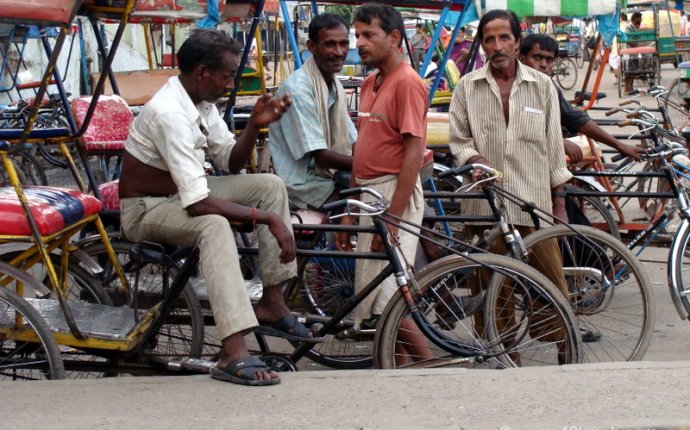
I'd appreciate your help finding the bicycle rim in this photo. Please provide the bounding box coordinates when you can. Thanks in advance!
[0,264,66,380]
[523,225,654,362]
[374,254,580,368]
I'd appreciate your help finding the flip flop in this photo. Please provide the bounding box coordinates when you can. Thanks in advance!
[256,314,324,343]
[210,356,280,386]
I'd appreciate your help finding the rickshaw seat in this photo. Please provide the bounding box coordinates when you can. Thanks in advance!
[678,61,690,70]
[97,180,120,212]
[619,46,656,56]
[71,95,133,153]
[0,186,102,236]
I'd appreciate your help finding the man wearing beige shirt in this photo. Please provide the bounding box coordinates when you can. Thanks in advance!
[448,9,573,348]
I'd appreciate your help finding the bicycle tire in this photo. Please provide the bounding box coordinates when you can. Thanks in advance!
[555,57,578,91]
[374,253,580,368]
[11,150,48,186]
[523,224,654,362]
[0,250,117,378]
[424,164,466,241]
[0,262,66,380]
[576,46,585,69]
[296,247,374,369]
[565,184,621,239]
[663,78,690,132]
[671,222,690,317]
[81,241,205,360]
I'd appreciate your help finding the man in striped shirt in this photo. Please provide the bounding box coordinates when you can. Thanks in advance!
[448,9,571,343]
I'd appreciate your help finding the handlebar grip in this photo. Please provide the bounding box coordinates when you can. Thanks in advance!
[605,108,620,116]
[626,111,639,119]
[617,120,634,127]
[619,98,636,106]
[438,164,473,179]
[338,187,362,197]
[321,199,346,212]
[611,153,628,162]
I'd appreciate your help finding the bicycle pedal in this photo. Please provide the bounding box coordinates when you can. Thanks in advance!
[335,327,375,341]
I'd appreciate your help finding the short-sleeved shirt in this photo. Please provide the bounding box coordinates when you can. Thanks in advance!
[449,61,572,226]
[125,76,235,208]
[269,67,357,209]
[354,62,428,179]
[557,86,590,137]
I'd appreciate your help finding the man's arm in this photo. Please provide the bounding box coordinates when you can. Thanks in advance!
[578,120,645,161]
[312,149,352,171]
[227,93,292,173]
[186,197,296,263]
[545,82,573,221]
[449,79,481,165]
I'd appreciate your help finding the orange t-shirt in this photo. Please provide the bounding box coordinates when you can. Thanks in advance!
[354,62,428,179]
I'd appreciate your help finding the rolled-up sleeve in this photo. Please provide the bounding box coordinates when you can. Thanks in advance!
[205,104,235,173]
[155,112,210,208]
[545,83,573,187]
[448,80,480,165]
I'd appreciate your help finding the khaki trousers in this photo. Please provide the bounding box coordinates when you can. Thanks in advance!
[354,175,425,319]
[466,225,568,341]
[120,174,297,340]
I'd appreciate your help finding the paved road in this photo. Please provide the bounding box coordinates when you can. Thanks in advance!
[1,362,689,429]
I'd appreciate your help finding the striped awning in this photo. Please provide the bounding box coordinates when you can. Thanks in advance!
[476,0,619,17]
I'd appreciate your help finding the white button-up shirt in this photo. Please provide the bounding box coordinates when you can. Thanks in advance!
[125,76,235,208]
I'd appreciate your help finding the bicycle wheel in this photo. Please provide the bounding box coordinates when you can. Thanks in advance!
[555,57,578,91]
[298,248,374,369]
[565,184,621,239]
[663,78,690,132]
[523,225,654,362]
[671,222,690,317]
[0,262,65,380]
[0,250,115,378]
[424,164,466,242]
[10,151,48,186]
[576,46,585,69]
[374,253,580,368]
[81,241,205,361]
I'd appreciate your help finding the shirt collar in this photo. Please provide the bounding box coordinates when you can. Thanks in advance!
[169,76,213,132]
[471,60,537,84]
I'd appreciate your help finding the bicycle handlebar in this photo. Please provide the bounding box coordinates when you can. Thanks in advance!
[321,187,387,214]
[438,163,500,179]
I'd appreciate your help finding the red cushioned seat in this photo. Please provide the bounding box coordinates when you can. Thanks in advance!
[71,95,133,153]
[0,187,102,236]
[98,180,120,212]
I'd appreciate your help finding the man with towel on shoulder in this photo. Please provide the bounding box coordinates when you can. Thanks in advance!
[269,13,357,210]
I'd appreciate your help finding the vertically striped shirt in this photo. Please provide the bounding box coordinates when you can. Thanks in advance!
[448,61,572,226]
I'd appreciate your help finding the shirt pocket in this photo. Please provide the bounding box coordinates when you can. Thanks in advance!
[516,109,546,145]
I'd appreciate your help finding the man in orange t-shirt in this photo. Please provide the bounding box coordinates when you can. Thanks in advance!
[335,3,428,328]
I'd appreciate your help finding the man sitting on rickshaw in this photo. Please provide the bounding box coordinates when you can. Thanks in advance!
[118,28,317,386]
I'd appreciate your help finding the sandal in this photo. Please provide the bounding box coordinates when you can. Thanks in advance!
[256,314,324,343]
[211,356,280,386]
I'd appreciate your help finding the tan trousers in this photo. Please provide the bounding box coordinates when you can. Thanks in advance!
[354,175,425,319]
[120,174,297,340]
[466,225,568,341]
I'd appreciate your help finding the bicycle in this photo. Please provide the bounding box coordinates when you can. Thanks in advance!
[551,51,579,91]
[568,139,690,325]
[429,164,654,362]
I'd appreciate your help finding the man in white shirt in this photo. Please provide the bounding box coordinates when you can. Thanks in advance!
[119,29,316,386]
